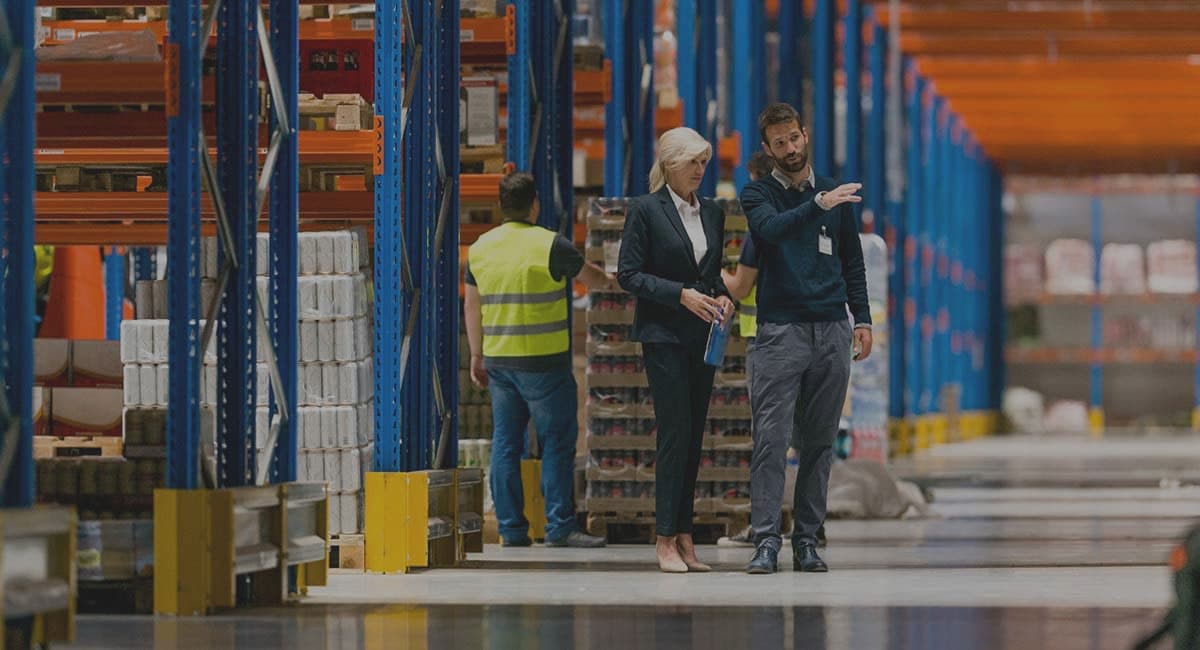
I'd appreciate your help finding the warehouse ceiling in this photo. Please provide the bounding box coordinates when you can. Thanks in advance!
[868,0,1200,175]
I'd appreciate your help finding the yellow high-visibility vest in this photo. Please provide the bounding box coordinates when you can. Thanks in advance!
[739,285,757,339]
[468,222,569,359]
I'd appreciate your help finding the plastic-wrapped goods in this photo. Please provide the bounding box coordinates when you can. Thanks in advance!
[1004,244,1043,305]
[1147,240,1199,294]
[859,234,888,308]
[1044,239,1095,295]
[1043,400,1089,435]
[1100,244,1146,295]
[1002,387,1045,435]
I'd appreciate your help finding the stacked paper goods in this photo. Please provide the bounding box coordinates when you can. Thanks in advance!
[123,230,374,535]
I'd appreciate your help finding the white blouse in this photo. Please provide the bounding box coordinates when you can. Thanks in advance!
[667,185,708,265]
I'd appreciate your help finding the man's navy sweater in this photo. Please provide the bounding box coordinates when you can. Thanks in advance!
[738,173,871,326]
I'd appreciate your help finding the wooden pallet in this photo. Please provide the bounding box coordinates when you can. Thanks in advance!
[329,533,365,571]
[585,512,752,545]
[34,435,123,459]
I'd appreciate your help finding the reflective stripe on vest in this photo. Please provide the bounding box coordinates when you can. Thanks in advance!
[739,285,757,338]
[468,222,570,358]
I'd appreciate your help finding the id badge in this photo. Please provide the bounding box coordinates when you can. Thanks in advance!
[818,225,833,256]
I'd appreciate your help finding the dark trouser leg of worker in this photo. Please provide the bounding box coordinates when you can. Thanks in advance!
[487,368,533,545]
[791,320,852,549]
[749,323,810,551]
[644,342,712,537]
[521,366,581,542]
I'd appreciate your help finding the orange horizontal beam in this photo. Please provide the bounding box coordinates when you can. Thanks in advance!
[35,221,369,246]
[998,159,1200,175]
[930,79,1200,98]
[1006,348,1194,365]
[946,100,1200,116]
[869,0,1199,11]
[915,58,1200,79]
[902,33,1200,56]
[35,131,374,166]
[36,191,374,220]
[38,0,331,4]
[877,8,1200,31]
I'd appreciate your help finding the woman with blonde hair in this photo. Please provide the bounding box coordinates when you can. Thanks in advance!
[617,127,733,572]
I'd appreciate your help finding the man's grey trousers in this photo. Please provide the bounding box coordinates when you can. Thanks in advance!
[748,320,852,550]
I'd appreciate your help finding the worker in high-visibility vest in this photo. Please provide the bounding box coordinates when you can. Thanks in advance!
[34,245,55,333]
[464,172,612,549]
[720,152,826,549]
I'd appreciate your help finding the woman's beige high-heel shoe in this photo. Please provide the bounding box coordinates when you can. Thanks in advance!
[657,535,688,573]
[676,534,711,572]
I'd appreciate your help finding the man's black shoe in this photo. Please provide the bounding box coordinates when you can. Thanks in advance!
[746,543,779,574]
[793,543,828,572]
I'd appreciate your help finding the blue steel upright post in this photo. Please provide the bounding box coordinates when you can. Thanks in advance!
[1089,187,1103,436]
[842,0,863,227]
[604,0,654,196]
[988,163,1005,420]
[395,0,459,471]
[133,248,157,281]
[268,0,300,482]
[373,0,403,472]
[730,0,765,191]
[507,0,531,171]
[1,0,36,507]
[433,0,461,468]
[777,0,807,111]
[677,0,718,197]
[104,248,125,340]
[530,0,573,234]
[403,0,436,470]
[868,16,902,424]
[1194,193,1200,432]
[165,0,203,491]
[811,0,836,177]
[215,0,260,487]
[903,66,923,443]
[920,90,938,444]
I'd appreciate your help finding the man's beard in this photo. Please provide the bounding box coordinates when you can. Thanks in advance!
[772,150,808,174]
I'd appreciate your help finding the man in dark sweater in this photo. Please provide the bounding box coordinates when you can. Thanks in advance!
[739,103,873,575]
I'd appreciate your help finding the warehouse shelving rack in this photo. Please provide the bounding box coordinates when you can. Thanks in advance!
[1002,177,1200,435]
[2,0,78,644]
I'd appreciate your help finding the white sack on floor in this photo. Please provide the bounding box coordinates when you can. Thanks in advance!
[826,459,935,520]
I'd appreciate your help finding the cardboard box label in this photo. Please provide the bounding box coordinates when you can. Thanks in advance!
[36,73,61,92]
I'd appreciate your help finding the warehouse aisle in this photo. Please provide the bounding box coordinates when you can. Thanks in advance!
[63,434,1187,649]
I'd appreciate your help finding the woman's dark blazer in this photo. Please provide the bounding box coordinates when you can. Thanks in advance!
[616,186,730,347]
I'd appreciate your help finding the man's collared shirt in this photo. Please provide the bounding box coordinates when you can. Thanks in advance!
[771,166,830,210]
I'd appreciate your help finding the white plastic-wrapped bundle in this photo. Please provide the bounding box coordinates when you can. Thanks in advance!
[1043,400,1089,435]
[1099,244,1146,295]
[1044,239,1095,295]
[1004,244,1043,304]
[1147,240,1198,294]
[1002,387,1044,435]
